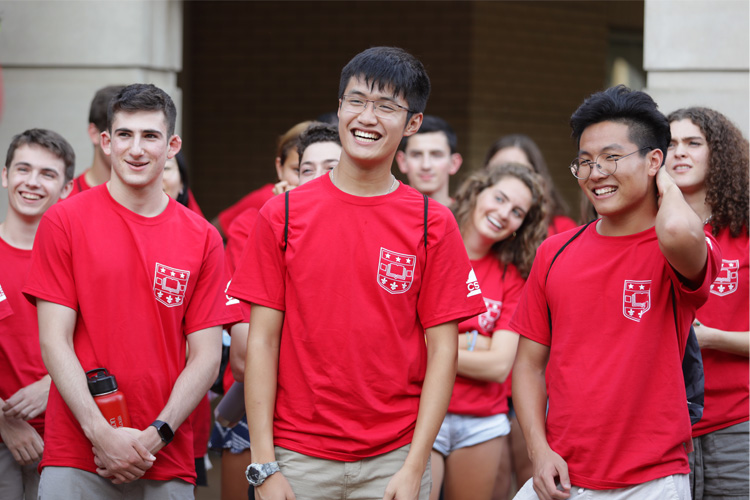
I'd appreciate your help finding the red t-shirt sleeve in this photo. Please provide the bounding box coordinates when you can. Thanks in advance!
[496,265,525,332]
[509,243,553,346]
[225,208,259,274]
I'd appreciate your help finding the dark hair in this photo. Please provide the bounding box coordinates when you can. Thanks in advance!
[277,121,312,167]
[483,134,569,219]
[668,107,749,237]
[297,122,341,160]
[570,85,670,164]
[172,152,190,207]
[399,115,457,153]
[315,112,339,126]
[107,83,178,137]
[451,163,548,278]
[89,85,126,133]
[5,128,76,183]
[338,47,431,120]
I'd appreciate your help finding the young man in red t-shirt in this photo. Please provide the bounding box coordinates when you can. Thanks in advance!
[23,84,241,500]
[0,129,74,500]
[229,47,486,500]
[511,86,721,500]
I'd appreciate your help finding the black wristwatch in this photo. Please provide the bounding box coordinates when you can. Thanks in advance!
[245,462,280,486]
[150,420,175,445]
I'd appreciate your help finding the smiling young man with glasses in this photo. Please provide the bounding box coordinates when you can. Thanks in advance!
[509,86,722,500]
[228,47,485,500]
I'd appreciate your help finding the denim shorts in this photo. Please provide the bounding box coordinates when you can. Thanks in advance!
[433,412,510,456]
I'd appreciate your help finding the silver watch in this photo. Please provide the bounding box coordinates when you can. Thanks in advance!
[245,461,280,486]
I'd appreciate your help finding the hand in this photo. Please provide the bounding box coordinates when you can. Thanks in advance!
[254,471,296,500]
[3,376,51,420]
[91,426,155,484]
[531,447,571,500]
[382,464,423,500]
[0,416,44,465]
[272,181,295,196]
[655,166,678,207]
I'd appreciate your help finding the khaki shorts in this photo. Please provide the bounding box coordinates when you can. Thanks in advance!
[513,474,689,500]
[275,444,431,500]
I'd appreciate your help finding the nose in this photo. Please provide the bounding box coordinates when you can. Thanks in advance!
[588,161,608,181]
[357,101,378,124]
[26,170,42,187]
[130,136,145,156]
[420,154,432,169]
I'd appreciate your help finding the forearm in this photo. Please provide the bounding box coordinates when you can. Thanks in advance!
[696,324,750,356]
[457,330,519,383]
[512,339,551,462]
[229,322,249,381]
[403,322,458,473]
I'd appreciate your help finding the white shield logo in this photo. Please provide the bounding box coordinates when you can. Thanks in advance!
[478,298,502,333]
[153,263,190,307]
[623,280,651,322]
[710,259,739,297]
[377,248,416,294]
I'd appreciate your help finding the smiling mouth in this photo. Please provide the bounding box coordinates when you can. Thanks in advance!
[487,215,503,231]
[672,165,691,172]
[353,130,381,143]
[20,192,42,200]
[593,186,617,196]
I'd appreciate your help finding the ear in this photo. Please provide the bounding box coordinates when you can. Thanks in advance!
[100,131,112,156]
[403,113,423,138]
[87,123,101,146]
[449,153,463,175]
[395,151,408,174]
[274,156,283,181]
[167,135,182,159]
[59,179,74,200]
[647,148,663,177]
[1,166,8,189]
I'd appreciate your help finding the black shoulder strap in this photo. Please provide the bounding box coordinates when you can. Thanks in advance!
[423,194,428,255]
[283,191,289,251]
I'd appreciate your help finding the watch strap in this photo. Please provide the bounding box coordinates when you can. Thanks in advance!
[150,420,174,445]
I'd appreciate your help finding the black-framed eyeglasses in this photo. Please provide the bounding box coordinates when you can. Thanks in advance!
[340,94,415,118]
[570,146,652,180]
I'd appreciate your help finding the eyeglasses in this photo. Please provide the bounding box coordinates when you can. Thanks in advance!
[570,146,652,180]
[340,94,414,118]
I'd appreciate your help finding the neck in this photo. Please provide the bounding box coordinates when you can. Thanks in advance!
[331,155,397,197]
[428,187,452,207]
[462,225,493,260]
[682,189,711,223]
[107,178,169,217]
[0,213,41,250]
[86,150,112,187]
[597,203,657,237]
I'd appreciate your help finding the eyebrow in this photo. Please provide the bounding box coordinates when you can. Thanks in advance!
[114,127,164,137]
[348,89,400,104]
[672,135,703,141]
[496,188,527,214]
[578,143,625,156]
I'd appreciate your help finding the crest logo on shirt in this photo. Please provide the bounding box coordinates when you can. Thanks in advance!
[466,269,482,298]
[710,259,739,297]
[225,279,239,306]
[0,283,6,303]
[478,298,502,333]
[377,248,416,294]
[153,263,190,307]
[623,280,651,322]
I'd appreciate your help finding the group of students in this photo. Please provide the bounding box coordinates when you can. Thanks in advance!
[0,46,746,500]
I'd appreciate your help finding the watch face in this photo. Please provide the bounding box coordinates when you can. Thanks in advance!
[247,466,261,482]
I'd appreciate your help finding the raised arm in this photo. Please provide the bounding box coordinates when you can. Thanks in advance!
[655,167,708,286]
[37,299,154,484]
[383,320,458,500]
[513,336,570,500]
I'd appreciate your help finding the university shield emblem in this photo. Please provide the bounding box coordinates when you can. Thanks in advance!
[377,248,416,294]
[153,263,190,307]
[478,298,502,333]
[623,280,651,322]
[710,259,739,297]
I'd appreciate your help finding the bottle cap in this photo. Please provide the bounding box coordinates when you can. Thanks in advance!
[86,368,119,396]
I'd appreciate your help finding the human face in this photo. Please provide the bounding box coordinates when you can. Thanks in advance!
[337,76,422,169]
[298,142,341,186]
[577,121,660,220]
[396,132,460,196]
[470,176,533,244]
[2,144,71,220]
[162,157,183,200]
[275,149,300,187]
[488,146,530,168]
[101,110,181,191]
[666,119,710,195]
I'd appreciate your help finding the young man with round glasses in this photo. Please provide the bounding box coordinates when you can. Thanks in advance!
[509,85,721,500]
[228,47,485,500]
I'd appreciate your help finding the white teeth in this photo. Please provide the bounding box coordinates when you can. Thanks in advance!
[594,186,617,196]
[21,193,42,200]
[674,165,691,171]
[487,216,502,230]
[353,130,380,142]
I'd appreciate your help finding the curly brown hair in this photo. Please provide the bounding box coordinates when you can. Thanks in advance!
[451,163,548,278]
[668,108,749,237]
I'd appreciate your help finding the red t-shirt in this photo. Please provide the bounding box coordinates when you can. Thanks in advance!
[448,255,524,417]
[0,238,47,440]
[217,183,275,234]
[510,223,721,490]
[548,215,578,237]
[226,208,259,274]
[66,170,92,198]
[692,226,749,437]
[23,185,242,483]
[229,175,486,461]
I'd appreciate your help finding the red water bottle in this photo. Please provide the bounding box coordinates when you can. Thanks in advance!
[86,368,131,428]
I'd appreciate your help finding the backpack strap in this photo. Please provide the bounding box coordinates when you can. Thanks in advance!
[423,194,428,255]
[283,190,289,252]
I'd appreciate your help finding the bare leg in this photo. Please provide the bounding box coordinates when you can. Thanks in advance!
[443,436,505,500]
[510,414,533,488]
[221,449,253,500]
[491,435,512,500]
[429,450,445,500]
